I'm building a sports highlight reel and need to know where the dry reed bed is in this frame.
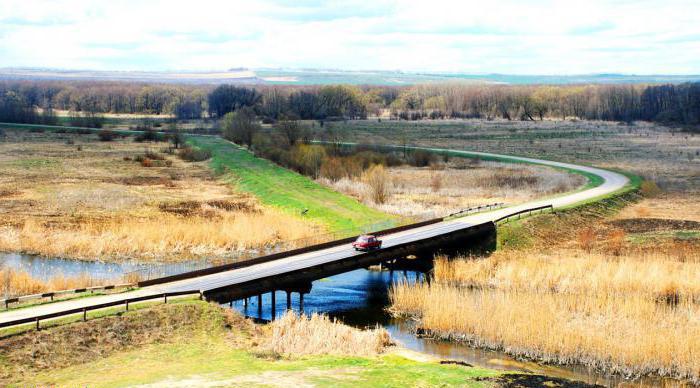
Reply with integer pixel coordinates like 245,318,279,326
391,247,700,382
0,211,314,262
391,283,700,382
264,311,392,358
433,251,700,302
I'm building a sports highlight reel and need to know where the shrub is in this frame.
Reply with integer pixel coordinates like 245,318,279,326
408,149,436,167
640,180,661,197
178,146,212,162
362,164,392,204
577,227,596,252
134,129,164,142
319,157,347,181
97,129,117,142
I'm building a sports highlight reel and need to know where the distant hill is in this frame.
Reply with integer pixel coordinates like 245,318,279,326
1,67,699,86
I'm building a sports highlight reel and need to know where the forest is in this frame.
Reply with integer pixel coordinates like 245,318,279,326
0,80,699,129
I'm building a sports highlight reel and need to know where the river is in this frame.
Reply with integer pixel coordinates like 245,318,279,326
0,252,688,387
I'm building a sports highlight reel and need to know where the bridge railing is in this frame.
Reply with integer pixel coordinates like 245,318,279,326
0,290,201,330
494,204,554,223
1,283,137,310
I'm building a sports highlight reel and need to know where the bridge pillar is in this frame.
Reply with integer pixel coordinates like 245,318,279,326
299,292,304,314
271,291,276,320
257,294,263,317
286,291,291,310
244,297,248,311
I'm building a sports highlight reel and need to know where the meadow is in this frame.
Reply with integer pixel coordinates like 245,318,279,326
0,130,320,263
187,136,398,232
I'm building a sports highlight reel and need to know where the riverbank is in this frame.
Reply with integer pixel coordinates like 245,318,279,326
1,300,509,387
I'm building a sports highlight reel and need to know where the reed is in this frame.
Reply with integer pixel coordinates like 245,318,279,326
0,211,316,262
390,282,700,382
265,311,391,358
0,267,100,298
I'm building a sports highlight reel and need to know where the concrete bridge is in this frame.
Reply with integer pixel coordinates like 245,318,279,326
0,148,630,329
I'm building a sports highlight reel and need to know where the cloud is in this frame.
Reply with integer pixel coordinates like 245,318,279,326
0,0,698,74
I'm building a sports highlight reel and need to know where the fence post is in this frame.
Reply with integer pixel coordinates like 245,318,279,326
164,294,168,304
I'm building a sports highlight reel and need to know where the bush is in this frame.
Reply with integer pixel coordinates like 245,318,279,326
640,180,661,197
178,146,212,162
362,164,392,204
134,129,164,142
97,129,117,142
408,149,436,167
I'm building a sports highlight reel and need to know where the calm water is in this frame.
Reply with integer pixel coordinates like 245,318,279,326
0,252,208,282
0,252,688,387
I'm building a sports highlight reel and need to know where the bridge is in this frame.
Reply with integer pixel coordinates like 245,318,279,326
0,148,630,329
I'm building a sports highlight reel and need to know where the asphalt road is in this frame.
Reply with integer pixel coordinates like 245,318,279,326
0,150,629,327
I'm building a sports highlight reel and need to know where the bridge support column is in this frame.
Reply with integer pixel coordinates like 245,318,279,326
286,291,291,310
299,292,304,314
244,297,248,311
257,294,263,318
270,291,276,320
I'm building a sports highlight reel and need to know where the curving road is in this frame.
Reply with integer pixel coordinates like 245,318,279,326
0,147,630,327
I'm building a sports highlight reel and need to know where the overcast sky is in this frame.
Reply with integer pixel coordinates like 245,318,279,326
1,0,699,74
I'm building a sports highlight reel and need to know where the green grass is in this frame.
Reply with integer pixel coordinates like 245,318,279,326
18,323,497,388
0,295,197,338
187,136,397,233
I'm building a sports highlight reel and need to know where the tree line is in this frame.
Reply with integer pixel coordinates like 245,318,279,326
1,80,699,128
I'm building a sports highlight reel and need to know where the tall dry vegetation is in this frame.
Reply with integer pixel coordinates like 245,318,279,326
264,312,391,358
391,200,700,382
1,212,313,262
0,267,102,298
362,164,392,204
0,131,318,262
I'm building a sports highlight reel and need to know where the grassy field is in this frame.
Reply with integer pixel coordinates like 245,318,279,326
320,159,585,219
1,300,503,388
188,136,398,233
332,119,699,192
0,130,319,265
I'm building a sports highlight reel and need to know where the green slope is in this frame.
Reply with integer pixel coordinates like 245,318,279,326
188,136,397,233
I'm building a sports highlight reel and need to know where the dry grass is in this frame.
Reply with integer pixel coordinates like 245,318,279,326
337,119,700,192
391,283,700,382
262,311,392,358
0,302,244,384
322,159,584,219
0,267,101,298
0,130,318,261
390,193,700,382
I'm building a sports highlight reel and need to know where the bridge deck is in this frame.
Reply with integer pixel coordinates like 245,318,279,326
0,152,629,328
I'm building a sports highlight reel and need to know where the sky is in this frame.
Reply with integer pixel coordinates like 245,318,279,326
0,0,699,75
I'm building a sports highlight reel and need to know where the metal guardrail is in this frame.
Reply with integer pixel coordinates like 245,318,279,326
494,205,554,223
445,202,505,218
0,290,201,330
1,283,136,310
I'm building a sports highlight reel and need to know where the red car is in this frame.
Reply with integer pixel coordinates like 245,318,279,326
352,234,382,251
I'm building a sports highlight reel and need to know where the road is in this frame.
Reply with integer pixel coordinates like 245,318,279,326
0,148,630,327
